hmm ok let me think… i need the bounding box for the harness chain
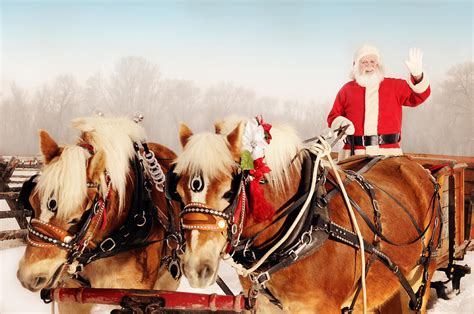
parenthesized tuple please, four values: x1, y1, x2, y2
(26, 142, 178, 296)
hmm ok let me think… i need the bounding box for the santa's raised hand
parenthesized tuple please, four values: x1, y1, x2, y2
(405, 48, 424, 78)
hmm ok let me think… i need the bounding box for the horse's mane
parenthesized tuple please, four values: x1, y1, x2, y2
(175, 116, 303, 192)
(37, 117, 146, 220)
(37, 146, 90, 221)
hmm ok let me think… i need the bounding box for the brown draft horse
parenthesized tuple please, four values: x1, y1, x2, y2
(171, 117, 440, 313)
(17, 117, 180, 313)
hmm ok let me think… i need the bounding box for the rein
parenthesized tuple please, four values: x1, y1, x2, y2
(26, 141, 178, 290)
(27, 180, 110, 287)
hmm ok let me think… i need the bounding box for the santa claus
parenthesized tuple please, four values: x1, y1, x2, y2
(327, 45, 430, 160)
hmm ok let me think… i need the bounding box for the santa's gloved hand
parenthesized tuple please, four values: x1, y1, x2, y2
(404, 48, 423, 77)
(330, 116, 355, 136)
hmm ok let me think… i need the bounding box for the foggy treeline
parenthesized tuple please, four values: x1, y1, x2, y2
(0, 57, 472, 157)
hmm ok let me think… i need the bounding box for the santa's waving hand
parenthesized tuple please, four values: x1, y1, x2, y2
(405, 48, 424, 80)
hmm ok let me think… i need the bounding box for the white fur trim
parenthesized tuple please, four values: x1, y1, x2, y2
(354, 45, 380, 65)
(363, 85, 379, 136)
(407, 73, 430, 94)
(338, 147, 403, 161)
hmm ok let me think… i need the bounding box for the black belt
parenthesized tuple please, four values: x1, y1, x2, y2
(345, 133, 400, 147)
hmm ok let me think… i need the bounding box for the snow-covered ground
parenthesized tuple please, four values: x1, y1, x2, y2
(1, 202, 473, 313)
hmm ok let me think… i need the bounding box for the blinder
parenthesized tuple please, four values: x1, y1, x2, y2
(18, 174, 39, 215)
(165, 164, 181, 202)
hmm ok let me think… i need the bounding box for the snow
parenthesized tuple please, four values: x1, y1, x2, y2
(1, 200, 473, 313)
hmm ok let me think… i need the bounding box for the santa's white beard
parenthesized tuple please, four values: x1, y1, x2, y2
(354, 69, 384, 88)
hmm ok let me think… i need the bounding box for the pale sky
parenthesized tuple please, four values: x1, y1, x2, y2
(1, 0, 473, 102)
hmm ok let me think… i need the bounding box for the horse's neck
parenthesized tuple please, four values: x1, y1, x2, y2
(242, 164, 301, 246)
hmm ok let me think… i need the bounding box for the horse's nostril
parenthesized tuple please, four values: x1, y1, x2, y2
(199, 264, 213, 279)
(34, 276, 47, 288)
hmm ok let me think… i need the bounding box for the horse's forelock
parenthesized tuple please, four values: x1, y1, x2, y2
(175, 132, 236, 180)
(74, 117, 146, 212)
(37, 145, 89, 221)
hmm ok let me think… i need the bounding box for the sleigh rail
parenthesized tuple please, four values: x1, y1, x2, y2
(42, 287, 247, 313)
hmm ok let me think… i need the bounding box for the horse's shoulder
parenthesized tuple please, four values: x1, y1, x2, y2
(147, 142, 177, 160)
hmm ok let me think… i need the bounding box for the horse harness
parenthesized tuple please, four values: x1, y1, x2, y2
(21, 141, 180, 294)
(171, 147, 442, 312)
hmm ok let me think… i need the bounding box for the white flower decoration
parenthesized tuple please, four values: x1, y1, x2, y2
(242, 118, 268, 160)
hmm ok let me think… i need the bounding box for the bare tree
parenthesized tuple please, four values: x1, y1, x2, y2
(404, 62, 473, 155)
(148, 78, 201, 147)
(108, 57, 161, 116)
(438, 62, 473, 155)
(202, 82, 257, 119)
(0, 83, 35, 154)
(31, 74, 79, 143)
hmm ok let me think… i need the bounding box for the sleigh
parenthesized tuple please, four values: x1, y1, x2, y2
(1, 143, 473, 313)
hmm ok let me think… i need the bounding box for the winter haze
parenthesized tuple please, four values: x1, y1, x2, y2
(1, 1, 472, 155)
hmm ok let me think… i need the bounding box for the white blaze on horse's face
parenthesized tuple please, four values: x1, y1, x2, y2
(180, 173, 231, 288)
(189, 172, 208, 204)
(177, 122, 243, 288)
(17, 131, 93, 292)
(182, 229, 225, 288)
(17, 185, 85, 292)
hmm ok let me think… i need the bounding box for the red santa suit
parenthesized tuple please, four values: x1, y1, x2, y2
(327, 75, 430, 158)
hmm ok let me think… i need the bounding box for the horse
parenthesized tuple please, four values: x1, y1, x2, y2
(17, 117, 181, 313)
(169, 116, 441, 313)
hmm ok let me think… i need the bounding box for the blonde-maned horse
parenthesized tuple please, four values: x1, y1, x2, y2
(170, 117, 440, 313)
(17, 117, 180, 313)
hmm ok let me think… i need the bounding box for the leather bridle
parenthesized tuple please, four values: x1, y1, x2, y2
(27, 178, 111, 264)
(178, 172, 246, 249)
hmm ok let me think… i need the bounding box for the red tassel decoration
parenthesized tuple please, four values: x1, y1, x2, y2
(248, 179, 274, 222)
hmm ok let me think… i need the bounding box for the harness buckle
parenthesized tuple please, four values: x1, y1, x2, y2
(93, 201, 101, 214)
(166, 233, 182, 251)
(251, 271, 270, 286)
(288, 249, 299, 260)
(67, 261, 82, 275)
(100, 238, 116, 252)
(231, 223, 238, 235)
(134, 212, 147, 227)
(301, 230, 313, 245)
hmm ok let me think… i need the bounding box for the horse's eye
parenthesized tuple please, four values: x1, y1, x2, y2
(223, 190, 234, 201)
(47, 197, 58, 213)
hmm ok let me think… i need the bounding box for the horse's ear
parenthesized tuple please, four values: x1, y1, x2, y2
(39, 130, 60, 164)
(214, 119, 224, 134)
(87, 150, 106, 182)
(226, 122, 244, 161)
(179, 123, 193, 148)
